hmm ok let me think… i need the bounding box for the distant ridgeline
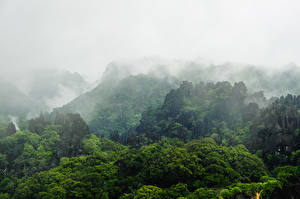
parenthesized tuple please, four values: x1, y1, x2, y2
(0, 79, 37, 121)
(3, 63, 300, 198)
(178, 62, 300, 97)
(0, 70, 89, 123)
(131, 81, 300, 169)
(55, 62, 300, 139)
(56, 74, 180, 137)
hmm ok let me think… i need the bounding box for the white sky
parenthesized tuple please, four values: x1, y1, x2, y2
(1, 0, 300, 81)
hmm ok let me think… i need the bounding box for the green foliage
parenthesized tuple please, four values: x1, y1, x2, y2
(291, 150, 300, 165)
(219, 180, 282, 199)
(82, 134, 127, 160)
(55, 112, 90, 157)
(136, 81, 257, 146)
(58, 74, 178, 137)
(2, 76, 300, 199)
(188, 188, 218, 199)
(134, 185, 164, 199)
(4, 137, 270, 199)
(13, 156, 119, 199)
(186, 139, 267, 185)
(249, 98, 300, 168)
(0, 193, 9, 199)
(164, 183, 189, 199)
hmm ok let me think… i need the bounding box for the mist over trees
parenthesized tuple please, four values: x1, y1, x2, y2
(0, 69, 90, 122)
(2, 0, 300, 197)
(1, 61, 300, 198)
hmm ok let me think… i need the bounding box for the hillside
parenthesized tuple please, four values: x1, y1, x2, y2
(23, 69, 89, 110)
(1, 79, 300, 198)
(57, 64, 179, 136)
(0, 79, 37, 120)
(2, 63, 300, 198)
(178, 62, 300, 97)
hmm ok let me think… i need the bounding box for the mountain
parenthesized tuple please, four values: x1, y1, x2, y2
(25, 69, 89, 109)
(135, 81, 259, 145)
(100, 58, 300, 98)
(2, 79, 297, 199)
(2, 65, 300, 198)
(0, 79, 37, 120)
(57, 65, 180, 136)
(178, 62, 300, 97)
(0, 69, 89, 122)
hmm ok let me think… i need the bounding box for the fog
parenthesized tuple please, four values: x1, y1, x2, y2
(1, 1, 300, 195)
(1, 0, 300, 119)
(1, 0, 300, 82)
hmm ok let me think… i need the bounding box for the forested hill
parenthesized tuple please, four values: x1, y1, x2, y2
(1, 78, 300, 198)
(57, 73, 179, 137)
(3, 64, 300, 198)
(55, 61, 300, 140)
(178, 62, 300, 97)
(133, 81, 300, 170)
(135, 81, 259, 144)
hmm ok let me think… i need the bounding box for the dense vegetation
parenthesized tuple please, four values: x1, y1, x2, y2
(179, 63, 300, 98)
(1, 69, 300, 198)
(58, 74, 178, 137)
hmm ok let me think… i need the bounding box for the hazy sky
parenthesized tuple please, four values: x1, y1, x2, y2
(1, 0, 300, 81)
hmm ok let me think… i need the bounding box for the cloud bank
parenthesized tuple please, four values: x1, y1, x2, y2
(1, 0, 300, 81)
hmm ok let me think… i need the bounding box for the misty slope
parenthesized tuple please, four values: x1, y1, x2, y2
(55, 59, 300, 138)
(100, 58, 300, 97)
(0, 79, 37, 120)
(178, 62, 300, 97)
(54, 64, 122, 121)
(25, 70, 89, 109)
(133, 80, 300, 170)
(135, 81, 256, 145)
(2, 75, 300, 198)
(2, 80, 298, 199)
(57, 63, 179, 136)
(88, 75, 178, 136)
(0, 69, 90, 122)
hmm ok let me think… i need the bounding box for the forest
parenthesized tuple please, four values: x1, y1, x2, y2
(3, 0, 300, 197)
(1, 64, 300, 199)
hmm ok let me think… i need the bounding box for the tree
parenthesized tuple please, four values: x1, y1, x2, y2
(4, 123, 16, 137)
(29, 112, 48, 135)
(55, 113, 89, 157)
(134, 185, 164, 199)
